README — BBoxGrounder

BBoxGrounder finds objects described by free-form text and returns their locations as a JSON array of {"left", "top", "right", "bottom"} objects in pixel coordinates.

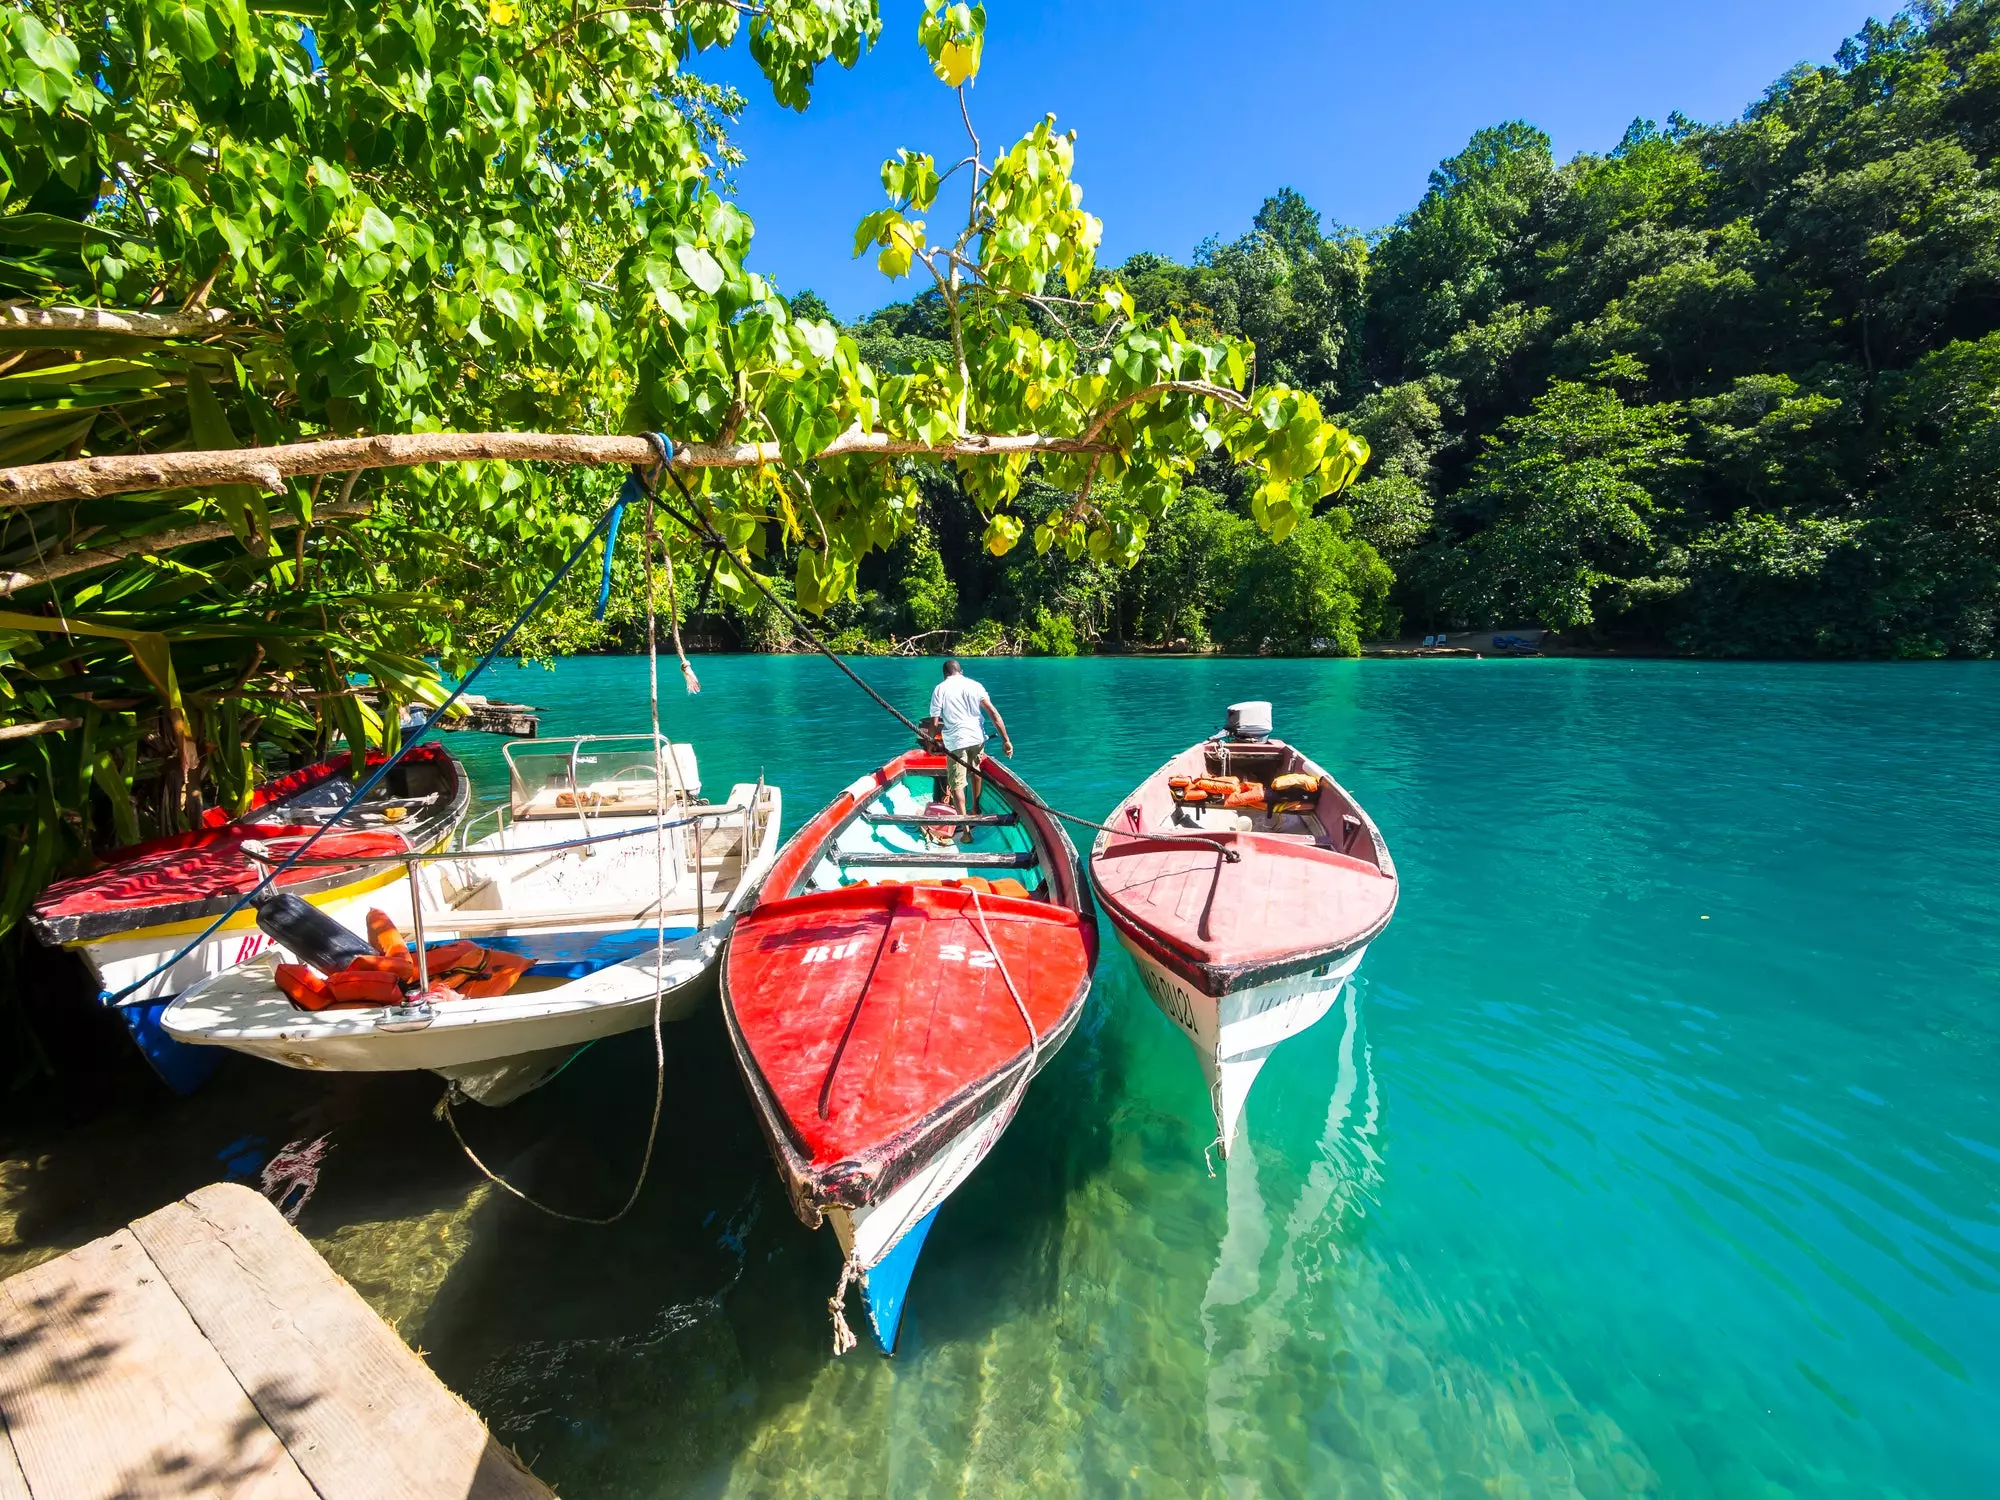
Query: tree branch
[
  {"left": 0, "top": 501, "right": 373, "bottom": 596},
  {"left": 180, "top": 255, "right": 229, "bottom": 315},
  {"left": 0, "top": 382, "right": 1250, "bottom": 508},
  {"left": 0, "top": 717, "right": 84, "bottom": 742},
  {"left": 1077, "top": 381, "right": 1249, "bottom": 446},
  {"left": 1, "top": 303, "right": 236, "bottom": 339}
]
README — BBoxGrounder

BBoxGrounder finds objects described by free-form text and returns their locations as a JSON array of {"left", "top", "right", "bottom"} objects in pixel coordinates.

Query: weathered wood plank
[
  {"left": 0, "top": 1226, "right": 312, "bottom": 1500},
  {"left": 0, "top": 1411, "right": 31, "bottom": 1500},
  {"left": 130, "top": 1183, "right": 549, "bottom": 1500}
]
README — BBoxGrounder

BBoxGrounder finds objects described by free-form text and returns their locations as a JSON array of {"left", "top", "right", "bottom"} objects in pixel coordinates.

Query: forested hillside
[{"left": 674, "top": 1, "right": 2000, "bottom": 659}]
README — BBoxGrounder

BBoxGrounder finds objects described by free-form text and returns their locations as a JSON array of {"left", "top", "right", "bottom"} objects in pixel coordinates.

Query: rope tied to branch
[
  {"left": 435, "top": 434, "right": 680, "bottom": 1225},
  {"left": 646, "top": 473, "right": 1239, "bottom": 865}
]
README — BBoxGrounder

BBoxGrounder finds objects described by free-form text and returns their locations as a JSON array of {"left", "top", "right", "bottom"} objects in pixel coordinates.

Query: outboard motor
[{"left": 1225, "top": 701, "right": 1273, "bottom": 742}]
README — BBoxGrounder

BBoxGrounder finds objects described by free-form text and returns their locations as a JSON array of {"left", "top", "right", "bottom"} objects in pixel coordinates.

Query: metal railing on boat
[{"left": 240, "top": 800, "right": 761, "bottom": 1012}]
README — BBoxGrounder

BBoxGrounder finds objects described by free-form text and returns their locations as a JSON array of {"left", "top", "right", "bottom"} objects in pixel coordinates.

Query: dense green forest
[{"left": 572, "top": 1, "right": 2000, "bottom": 660}]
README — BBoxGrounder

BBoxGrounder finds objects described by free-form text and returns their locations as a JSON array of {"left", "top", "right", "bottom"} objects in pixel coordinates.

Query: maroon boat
[{"left": 27, "top": 744, "right": 468, "bottom": 1091}]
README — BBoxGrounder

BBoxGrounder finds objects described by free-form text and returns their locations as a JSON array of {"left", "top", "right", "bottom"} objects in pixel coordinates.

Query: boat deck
[{"left": 0, "top": 1183, "right": 549, "bottom": 1499}]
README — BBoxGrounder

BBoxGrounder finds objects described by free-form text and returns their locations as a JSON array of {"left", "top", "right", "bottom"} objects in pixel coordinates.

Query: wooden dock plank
[
  {"left": 130, "top": 1184, "right": 548, "bottom": 1500},
  {"left": 0, "top": 1413, "right": 31, "bottom": 1500},
  {"left": 0, "top": 1226, "right": 312, "bottom": 1500}
]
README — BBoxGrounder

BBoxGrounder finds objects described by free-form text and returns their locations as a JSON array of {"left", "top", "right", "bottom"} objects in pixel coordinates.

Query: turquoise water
[
  {"left": 14, "top": 657, "right": 1994, "bottom": 1496},
  {"left": 400, "top": 656, "right": 1997, "bottom": 1497}
]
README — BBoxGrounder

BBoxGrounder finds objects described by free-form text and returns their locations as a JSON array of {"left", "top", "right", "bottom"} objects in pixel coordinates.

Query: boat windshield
[{"left": 503, "top": 734, "right": 701, "bottom": 820}]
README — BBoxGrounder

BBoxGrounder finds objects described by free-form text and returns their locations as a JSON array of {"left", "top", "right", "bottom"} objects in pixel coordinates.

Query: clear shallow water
[{"left": 8, "top": 657, "right": 1999, "bottom": 1497}]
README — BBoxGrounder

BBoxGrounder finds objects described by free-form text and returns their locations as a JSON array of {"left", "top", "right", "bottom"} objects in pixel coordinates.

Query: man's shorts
[{"left": 946, "top": 745, "right": 982, "bottom": 799}]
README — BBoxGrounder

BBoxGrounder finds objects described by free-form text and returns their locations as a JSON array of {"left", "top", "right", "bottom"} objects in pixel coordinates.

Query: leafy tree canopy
[{"left": 0, "top": 0, "right": 1368, "bottom": 932}]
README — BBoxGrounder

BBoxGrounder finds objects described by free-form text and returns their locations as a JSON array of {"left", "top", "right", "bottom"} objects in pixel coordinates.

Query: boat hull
[
  {"left": 164, "top": 924, "right": 720, "bottom": 1094},
  {"left": 30, "top": 744, "right": 470, "bottom": 1093},
  {"left": 1089, "top": 734, "right": 1396, "bottom": 1155},
  {"left": 1111, "top": 915, "right": 1367, "bottom": 1150},
  {"left": 825, "top": 1115, "right": 1002, "bottom": 1352}
]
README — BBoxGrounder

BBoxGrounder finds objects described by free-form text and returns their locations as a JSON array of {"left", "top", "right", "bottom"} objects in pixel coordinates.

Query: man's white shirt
[{"left": 930, "top": 675, "right": 989, "bottom": 751}]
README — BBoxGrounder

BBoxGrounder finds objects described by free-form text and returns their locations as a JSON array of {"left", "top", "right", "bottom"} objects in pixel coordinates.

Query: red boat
[
  {"left": 27, "top": 744, "right": 468, "bottom": 1091},
  {"left": 721, "top": 749, "right": 1096, "bottom": 1353},
  {"left": 1089, "top": 702, "right": 1397, "bottom": 1154}
]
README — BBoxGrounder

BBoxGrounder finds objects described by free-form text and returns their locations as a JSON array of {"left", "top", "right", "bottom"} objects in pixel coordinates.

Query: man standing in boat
[{"left": 930, "top": 659, "right": 1013, "bottom": 825}]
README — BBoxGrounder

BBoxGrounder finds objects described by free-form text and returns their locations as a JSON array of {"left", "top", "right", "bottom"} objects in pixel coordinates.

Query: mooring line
[{"left": 106, "top": 435, "right": 678, "bottom": 1009}]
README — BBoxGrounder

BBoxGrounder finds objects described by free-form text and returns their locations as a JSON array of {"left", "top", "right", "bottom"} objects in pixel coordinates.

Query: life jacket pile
[
  {"left": 275, "top": 908, "right": 534, "bottom": 1011},
  {"left": 1168, "top": 771, "right": 1326, "bottom": 816}
]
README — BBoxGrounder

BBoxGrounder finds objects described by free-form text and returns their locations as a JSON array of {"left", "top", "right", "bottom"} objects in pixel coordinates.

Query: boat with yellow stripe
[{"left": 27, "top": 744, "right": 468, "bottom": 1089}]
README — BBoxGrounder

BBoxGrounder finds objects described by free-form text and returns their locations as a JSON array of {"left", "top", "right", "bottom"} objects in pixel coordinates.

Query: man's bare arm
[{"left": 982, "top": 698, "right": 1015, "bottom": 757}]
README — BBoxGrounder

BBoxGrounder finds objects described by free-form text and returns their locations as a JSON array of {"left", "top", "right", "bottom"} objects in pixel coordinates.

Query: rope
[
  {"left": 658, "top": 514, "right": 701, "bottom": 695},
  {"left": 828, "top": 1252, "right": 863, "bottom": 1357},
  {"left": 652, "top": 475, "right": 924, "bottom": 740},
  {"left": 648, "top": 478, "right": 1237, "bottom": 864},
  {"left": 107, "top": 437, "right": 676, "bottom": 1009},
  {"left": 823, "top": 885, "right": 1043, "bottom": 1355},
  {"left": 433, "top": 455, "right": 680, "bottom": 1226}
]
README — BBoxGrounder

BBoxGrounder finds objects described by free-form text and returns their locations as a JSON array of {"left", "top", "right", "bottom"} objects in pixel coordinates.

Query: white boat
[
  {"left": 164, "top": 735, "right": 782, "bottom": 1104},
  {"left": 1089, "top": 703, "right": 1397, "bottom": 1154}
]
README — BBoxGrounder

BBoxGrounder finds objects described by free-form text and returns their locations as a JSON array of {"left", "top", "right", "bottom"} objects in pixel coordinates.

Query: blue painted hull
[
  {"left": 859, "top": 1206, "right": 941, "bottom": 1354},
  {"left": 116, "top": 996, "right": 224, "bottom": 1096}
]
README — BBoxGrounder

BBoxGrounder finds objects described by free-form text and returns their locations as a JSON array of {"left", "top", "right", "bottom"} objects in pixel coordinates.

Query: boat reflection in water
[
  {"left": 1090, "top": 701, "right": 1398, "bottom": 1154},
  {"left": 1200, "top": 982, "right": 1384, "bottom": 1481}
]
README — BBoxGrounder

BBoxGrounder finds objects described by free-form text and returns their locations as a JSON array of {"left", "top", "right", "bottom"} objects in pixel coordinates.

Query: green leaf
[
  {"left": 154, "top": 0, "right": 221, "bottom": 62},
  {"left": 355, "top": 205, "right": 397, "bottom": 253},
  {"left": 881, "top": 151, "right": 941, "bottom": 212},
  {"left": 675, "top": 244, "right": 725, "bottom": 295}
]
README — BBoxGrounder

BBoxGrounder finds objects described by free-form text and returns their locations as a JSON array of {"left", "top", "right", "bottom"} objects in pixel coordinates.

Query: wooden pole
[{"left": 0, "top": 381, "right": 1247, "bottom": 509}]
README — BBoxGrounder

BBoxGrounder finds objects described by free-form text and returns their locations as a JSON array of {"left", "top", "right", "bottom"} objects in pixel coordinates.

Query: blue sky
[{"left": 700, "top": 1, "right": 1885, "bottom": 320}]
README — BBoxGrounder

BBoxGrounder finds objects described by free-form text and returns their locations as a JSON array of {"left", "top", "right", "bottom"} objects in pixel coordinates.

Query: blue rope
[
  {"left": 108, "top": 437, "right": 674, "bottom": 1008},
  {"left": 594, "top": 496, "right": 625, "bottom": 620},
  {"left": 595, "top": 435, "right": 673, "bottom": 619}
]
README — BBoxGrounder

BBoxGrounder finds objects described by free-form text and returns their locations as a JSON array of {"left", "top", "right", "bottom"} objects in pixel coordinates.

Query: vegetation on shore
[
  {"left": 0, "top": 0, "right": 1370, "bottom": 950},
  {"left": 552, "top": 1, "right": 2000, "bottom": 663},
  {"left": 4, "top": 0, "right": 2000, "bottom": 970}
]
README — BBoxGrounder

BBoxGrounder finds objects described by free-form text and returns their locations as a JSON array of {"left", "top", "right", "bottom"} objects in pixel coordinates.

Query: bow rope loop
[
  {"left": 828, "top": 1251, "right": 864, "bottom": 1357},
  {"left": 106, "top": 464, "right": 649, "bottom": 1009},
  {"left": 630, "top": 432, "right": 699, "bottom": 693}
]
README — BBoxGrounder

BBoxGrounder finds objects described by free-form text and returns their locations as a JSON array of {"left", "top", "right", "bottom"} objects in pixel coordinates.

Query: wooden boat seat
[
  {"left": 840, "top": 851, "right": 1036, "bottom": 868},
  {"left": 862, "top": 812, "right": 1019, "bottom": 827}
]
